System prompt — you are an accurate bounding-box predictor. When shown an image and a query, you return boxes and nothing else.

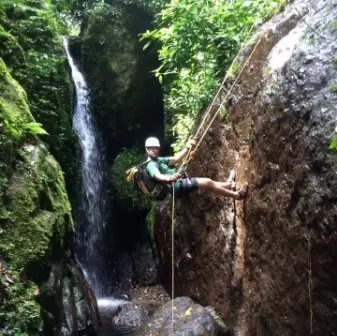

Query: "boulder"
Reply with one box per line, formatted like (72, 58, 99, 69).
(140, 297, 231, 336)
(154, 0, 337, 334)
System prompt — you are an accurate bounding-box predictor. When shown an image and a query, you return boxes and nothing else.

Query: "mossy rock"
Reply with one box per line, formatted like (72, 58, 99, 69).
(0, 0, 80, 193)
(0, 58, 73, 335)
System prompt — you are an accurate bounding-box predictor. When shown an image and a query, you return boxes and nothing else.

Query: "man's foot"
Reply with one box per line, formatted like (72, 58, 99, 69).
(226, 169, 236, 190)
(236, 182, 249, 200)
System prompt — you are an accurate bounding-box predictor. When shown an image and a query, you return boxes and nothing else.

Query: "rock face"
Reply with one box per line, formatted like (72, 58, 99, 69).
(0, 59, 97, 335)
(155, 0, 337, 335)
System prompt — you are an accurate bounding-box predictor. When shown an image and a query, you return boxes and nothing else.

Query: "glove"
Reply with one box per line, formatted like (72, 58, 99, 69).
(186, 137, 196, 150)
(167, 173, 181, 182)
(189, 150, 196, 160)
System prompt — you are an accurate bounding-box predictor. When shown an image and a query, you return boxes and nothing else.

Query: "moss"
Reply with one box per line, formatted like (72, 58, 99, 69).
(0, 0, 79, 192)
(331, 19, 337, 31)
(330, 82, 337, 93)
(111, 147, 151, 210)
(145, 203, 157, 240)
(0, 58, 73, 335)
(0, 274, 42, 334)
(2, 144, 71, 270)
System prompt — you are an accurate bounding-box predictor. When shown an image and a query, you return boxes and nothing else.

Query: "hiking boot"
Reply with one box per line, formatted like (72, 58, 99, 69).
(236, 182, 249, 200)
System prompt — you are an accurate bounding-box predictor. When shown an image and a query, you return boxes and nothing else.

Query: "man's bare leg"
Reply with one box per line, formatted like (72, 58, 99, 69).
(196, 178, 248, 200)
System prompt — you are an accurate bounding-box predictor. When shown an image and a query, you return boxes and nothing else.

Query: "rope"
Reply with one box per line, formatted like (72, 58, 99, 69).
(178, 35, 263, 173)
(190, 0, 337, 162)
(193, 24, 256, 140)
(194, 37, 262, 153)
(178, 1, 291, 172)
(307, 231, 313, 335)
(171, 184, 175, 336)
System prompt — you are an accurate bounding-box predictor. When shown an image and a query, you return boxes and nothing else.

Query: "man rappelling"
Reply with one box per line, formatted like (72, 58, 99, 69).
(127, 136, 248, 201)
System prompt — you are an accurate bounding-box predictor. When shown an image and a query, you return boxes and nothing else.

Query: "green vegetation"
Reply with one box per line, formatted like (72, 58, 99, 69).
(0, 0, 79, 188)
(111, 148, 152, 210)
(0, 277, 42, 335)
(67, 0, 166, 19)
(142, 0, 286, 150)
(331, 19, 337, 31)
(145, 202, 157, 240)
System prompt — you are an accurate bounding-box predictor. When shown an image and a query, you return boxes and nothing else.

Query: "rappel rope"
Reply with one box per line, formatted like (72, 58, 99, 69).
(178, 0, 288, 172)
(193, 24, 255, 140)
(170, 25, 264, 336)
(178, 34, 263, 174)
(179, 0, 329, 174)
(171, 184, 175, 336)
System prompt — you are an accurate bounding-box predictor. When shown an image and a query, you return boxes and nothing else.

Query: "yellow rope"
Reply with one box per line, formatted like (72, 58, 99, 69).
(193, 24, 255, 140)
(193, 36, 262, 155)
(178, 32, 263, 173)
(180, 1, 287, 171)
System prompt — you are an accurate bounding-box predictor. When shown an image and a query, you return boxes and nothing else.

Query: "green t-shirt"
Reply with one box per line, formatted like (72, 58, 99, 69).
(146, 157, 176, 178)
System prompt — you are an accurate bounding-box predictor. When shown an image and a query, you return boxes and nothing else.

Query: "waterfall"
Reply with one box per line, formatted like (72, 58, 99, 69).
(63, 37, 108, 297)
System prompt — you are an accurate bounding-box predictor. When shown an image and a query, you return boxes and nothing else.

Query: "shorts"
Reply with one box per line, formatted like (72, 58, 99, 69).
(172, 177, 199, 198)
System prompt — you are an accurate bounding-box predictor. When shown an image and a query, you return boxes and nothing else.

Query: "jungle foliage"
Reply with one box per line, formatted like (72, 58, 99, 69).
(65, 0, 166, 19)
(111, 148, 152, 210)
(141, 0, 286, 150)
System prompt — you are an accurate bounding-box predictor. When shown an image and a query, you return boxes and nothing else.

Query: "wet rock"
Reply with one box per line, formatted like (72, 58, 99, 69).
(40, 263, 99, 336)
(140, 297, 231, 336)
(98, 300, 150, 336)
(133, 244, 157, 286)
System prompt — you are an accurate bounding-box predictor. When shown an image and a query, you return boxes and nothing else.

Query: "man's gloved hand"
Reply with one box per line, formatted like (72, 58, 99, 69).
(167, 173, 181, 182)
(186, 137, 196, 150)
(189, 150, 196, 160)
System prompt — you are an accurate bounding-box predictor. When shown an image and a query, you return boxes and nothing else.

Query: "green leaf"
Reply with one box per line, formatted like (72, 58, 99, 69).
(142, 40, 151, 50)
(23, 122, 48, 135)
(329, 136, 337, 150)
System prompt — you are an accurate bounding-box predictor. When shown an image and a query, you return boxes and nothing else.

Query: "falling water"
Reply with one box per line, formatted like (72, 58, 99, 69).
(63, 37, 107, 297)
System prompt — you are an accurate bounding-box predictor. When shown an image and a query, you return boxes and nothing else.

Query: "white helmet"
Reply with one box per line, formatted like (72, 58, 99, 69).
(145, 137, 160, 147)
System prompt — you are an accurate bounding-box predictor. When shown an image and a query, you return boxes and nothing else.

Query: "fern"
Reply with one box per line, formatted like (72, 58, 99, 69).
(23, 122, 48, 135)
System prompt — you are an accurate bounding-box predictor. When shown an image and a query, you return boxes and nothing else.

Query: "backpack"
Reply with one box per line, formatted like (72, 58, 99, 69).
(126, 161, 169, 201)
